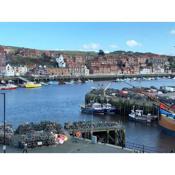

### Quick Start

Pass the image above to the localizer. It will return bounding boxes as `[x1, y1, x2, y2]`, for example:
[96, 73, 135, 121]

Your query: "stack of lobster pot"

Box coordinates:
[14, 130, 56, 148]
[0, 124, 14, 145]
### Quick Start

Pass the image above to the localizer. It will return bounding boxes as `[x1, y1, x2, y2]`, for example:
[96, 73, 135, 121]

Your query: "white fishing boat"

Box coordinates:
[40, 82, 48, 86]
[0, 84, 18, 90]
[128, 108, 157, 123]
[81, 102, 104, 115]
[102, 103, 117, 114]
[65, 80, 74, 85]
[85, 79, 93, 83]
[48, 81, 58, 85]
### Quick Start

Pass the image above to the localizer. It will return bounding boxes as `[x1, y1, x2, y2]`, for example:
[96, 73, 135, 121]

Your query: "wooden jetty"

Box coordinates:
[64, 121, 125, 147]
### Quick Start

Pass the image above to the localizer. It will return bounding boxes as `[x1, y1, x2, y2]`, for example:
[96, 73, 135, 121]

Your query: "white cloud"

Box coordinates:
[57, 48, 65, 51]
[82, 43, 100, 50]
[109, 44, 118, 49]
[170, 29, 175, 35]
[126, 40, 141, 47]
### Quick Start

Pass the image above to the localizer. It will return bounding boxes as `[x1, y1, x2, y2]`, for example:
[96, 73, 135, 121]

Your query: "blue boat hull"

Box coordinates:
[128, 116, 148, 123]
[81, 107, 104, 115]
[159, 125, 175, 136]
[159, 108, 175, 136]
[104, 108, 117, 114]
[160, 109, 175, 118]
[81, 104, 117, 115]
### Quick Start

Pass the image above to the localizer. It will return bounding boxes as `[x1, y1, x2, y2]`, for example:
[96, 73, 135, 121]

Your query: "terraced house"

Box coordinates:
[86, 52, 171, 75]
[0, 45, 173, 77]
[0, 47, 6, 75]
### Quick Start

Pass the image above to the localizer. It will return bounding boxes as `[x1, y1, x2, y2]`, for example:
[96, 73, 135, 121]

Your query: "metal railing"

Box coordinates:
[125, 141, 170, 153]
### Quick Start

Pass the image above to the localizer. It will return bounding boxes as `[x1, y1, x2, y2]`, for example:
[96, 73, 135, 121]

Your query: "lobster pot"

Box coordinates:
[91, 135, 97, 144]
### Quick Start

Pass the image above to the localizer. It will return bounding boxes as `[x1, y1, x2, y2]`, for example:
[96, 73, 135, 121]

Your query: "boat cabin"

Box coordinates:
[92, 103, 102, 109]
[134, 110, 144, 117]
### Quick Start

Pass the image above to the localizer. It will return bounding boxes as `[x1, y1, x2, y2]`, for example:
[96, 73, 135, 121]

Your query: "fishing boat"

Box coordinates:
[0, 84, 17, 90]
[48, 81, 58, 85]
[65, 80, 74, 85]
[80, 102, 116, 115]
[159, 104, 175, 136]
[75, 79, 82, 84]
[85, 79, 93, 83]
[24, 82, 42, 88]
[102, 103, 117, 114]
[58, 80, 66, 85]
[40, 82, 48, 86]
[80, 102, 104, 115]
[128, 108, 157, 123]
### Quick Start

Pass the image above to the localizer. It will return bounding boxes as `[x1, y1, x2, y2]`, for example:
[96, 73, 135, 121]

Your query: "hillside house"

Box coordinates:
[0, 47, 6, 74]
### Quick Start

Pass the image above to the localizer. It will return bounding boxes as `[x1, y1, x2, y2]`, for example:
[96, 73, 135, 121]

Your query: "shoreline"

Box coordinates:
[0, 73, 174, 82]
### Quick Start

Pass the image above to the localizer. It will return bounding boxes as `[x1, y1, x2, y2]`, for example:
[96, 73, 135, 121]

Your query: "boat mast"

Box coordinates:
[103, 82, 112, 97]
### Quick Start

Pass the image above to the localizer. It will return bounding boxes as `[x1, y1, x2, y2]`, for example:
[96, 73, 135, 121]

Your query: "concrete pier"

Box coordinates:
[0, 137, 132, 153]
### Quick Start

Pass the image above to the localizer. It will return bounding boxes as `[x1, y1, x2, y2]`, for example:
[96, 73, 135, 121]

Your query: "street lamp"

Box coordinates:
[91, 110, 94, 139]
[0, 93, 6, 153]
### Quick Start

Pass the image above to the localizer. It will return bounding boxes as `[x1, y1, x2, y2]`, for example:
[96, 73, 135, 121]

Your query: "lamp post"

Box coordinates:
[0, 93, 6, 153]
[91, 110, 94, 139]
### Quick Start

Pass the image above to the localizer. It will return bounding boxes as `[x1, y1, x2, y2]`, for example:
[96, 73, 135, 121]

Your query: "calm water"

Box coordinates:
[1, 78, 175, 151]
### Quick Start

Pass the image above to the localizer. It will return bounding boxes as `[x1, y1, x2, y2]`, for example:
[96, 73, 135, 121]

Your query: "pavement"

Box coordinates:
[0, 137, 132, 153]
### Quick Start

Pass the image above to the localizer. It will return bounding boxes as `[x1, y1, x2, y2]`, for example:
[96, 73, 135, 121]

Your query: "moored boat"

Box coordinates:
[81, 102, 116, 115]
[65, 80, 74, 85]
[75, 79, 82, 84]
[80, 102, 104, 115]
[128, 108, 157, 123]
[58, 80, 66, 85]
[48, 81, 58, 85]
[159, 104, 175, 136]
[0, 84, 18, 90]
[24, 82, 42, 88]
[102, 103, 117, 114]
[85, 79, 93, 83]
[40, 82, 48, 86]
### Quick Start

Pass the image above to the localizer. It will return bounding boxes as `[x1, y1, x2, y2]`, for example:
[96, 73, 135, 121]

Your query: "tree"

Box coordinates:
[98, 50, 105, 56]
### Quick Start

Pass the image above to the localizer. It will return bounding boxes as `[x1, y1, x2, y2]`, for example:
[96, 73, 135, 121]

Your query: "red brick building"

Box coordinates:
[0, 47, 6, 74]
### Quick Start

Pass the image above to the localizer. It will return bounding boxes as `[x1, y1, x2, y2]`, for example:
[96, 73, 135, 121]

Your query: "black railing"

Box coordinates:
[125, 141, 169, 153]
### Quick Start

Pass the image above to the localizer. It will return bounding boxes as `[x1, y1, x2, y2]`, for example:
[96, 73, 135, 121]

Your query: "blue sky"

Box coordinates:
[0, 22, 175, 55]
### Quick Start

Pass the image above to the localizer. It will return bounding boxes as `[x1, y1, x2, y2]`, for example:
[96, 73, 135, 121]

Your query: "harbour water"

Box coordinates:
[1, 78, 175, 152]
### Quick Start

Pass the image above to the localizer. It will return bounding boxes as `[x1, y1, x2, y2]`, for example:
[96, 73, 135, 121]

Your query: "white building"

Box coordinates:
[69, 65, 90, 76]
[56, 55, 66, 68]
[140, 68, 152, 74]
[5, 64, 28, 76]
[5, 64, 15, 76]
[13, 65, 28, 76]
[84, 65, 89, 76]
[153, 66, 165, 74]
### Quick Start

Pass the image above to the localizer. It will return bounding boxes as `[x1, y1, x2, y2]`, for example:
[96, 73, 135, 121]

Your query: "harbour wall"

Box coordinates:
[0, 73, 174, 83]
[85, 89, 159, 116]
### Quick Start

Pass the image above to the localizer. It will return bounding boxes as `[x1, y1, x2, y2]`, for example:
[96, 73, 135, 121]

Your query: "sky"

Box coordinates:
[0, 22, 175, 55]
